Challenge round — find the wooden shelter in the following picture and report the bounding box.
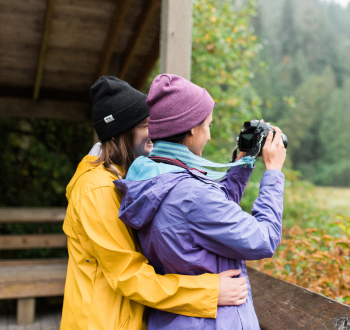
[0,0,192,127]
[0,0,193,325]
[1,0,350,328]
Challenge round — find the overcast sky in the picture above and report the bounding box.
[323,0,350,7]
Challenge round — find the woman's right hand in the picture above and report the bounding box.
[262,126,286,171]
[218,269,248,306]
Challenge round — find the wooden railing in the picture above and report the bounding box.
[248,267,350,329]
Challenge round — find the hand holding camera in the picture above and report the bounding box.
[262,127,287,171]
[237,120,287,171]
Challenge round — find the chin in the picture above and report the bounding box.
[145,144,153,156]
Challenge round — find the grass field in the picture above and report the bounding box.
[314,186,350,211]
[279,182,350,232]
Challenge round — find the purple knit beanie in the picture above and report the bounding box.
[146,74,215,139]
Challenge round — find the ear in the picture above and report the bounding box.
[189,128,195,136]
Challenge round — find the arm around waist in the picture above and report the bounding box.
[72,185,220,318]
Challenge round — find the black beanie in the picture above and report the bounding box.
[91,76,149,141]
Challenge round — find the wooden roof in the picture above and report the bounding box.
[0,0,160,119]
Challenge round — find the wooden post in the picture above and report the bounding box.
[17,298,35,325]
[160,0,193,80]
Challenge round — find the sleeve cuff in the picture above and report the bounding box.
[260,169,285,188]
[226,164,254,179]
[200,273,219,319]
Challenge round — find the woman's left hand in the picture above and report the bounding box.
[236,151,247,161]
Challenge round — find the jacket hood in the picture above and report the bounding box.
[115,156,214,230]
[115,172,189,230]
[115,156,198,230]
[66,155,100,200]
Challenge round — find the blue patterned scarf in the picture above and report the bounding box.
[148,141,255,180]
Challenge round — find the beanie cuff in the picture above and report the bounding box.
[93,95,149,141]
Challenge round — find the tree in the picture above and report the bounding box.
[251,0,350,186]
[192,0,262,162]
[315,78,350,186]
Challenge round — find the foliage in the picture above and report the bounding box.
[241,159,346,231]
[252,0,350,186]
[192,0,262,163]
[0,118,92,207]
[243,161,350,304]
[0,118,92,258]
[247,215,350,305]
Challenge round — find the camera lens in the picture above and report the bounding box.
[282,133,288,149]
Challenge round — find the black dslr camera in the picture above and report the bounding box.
[237,120,288,157]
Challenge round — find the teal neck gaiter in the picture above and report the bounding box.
[148,141,255,180]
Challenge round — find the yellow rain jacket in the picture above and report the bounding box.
[61,155,219,330]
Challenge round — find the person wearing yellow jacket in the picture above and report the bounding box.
[60,77,248,330]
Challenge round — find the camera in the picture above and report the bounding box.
[237,120,288,157]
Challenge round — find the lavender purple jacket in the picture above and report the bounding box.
[115,157,285,330]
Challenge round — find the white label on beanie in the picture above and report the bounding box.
[104,115,114,123]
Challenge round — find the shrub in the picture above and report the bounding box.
[248,215,350,305]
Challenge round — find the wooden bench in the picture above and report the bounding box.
[0,208,67,325]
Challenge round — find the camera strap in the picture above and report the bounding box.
[149,156,207,175]
[230,146,238,162]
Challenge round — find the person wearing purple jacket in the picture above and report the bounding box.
[115,74,286,330]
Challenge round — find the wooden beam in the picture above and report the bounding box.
[0,234,67,250]
[0,208,66,224]
[1,86,90,103]
[94,0,133,81]
[119,0,160,80]
[0,280,65,300]
[0,259,68,267]
[133,35,160,91]
[0,97,90,120]
[33,0,55,100]
[160,0,193,80]
[248,267,350,330]
[0,262,67,299]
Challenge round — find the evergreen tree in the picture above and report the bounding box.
[315,78,350,186]
[252,0,350,186]
[280,0,297,57]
